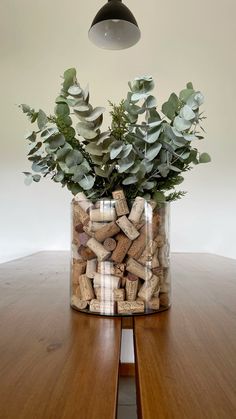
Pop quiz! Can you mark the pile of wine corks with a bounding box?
[71,190,171,316]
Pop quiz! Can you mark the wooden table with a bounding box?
[134,253,236,419]
[0,252,236,419]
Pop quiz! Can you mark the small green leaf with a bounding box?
[21,104,31,114]
[65,150,83,167]
[145,142,162,161]
[173,116,191,132]
[179,88,195,103]
[85,143,103,156]
[76,122,98,140]
[25,131,37,142]
[79,175,95,190]
[55,103,70,117]
[48,133,65,149]
[63,68,76,91]
[37,109,48,130]
[54,171,64,182]
[153,191,166,203]
[68,85,82,96]
[28,142,42,156]
[85,107,106,122]
[32,174,41,182]
[56,143,72,160]
[122,175,138,185]
[199,152,211,163]
[41,127,58,140]
[110,141,123,159]
[187,82,194,89]
[180,105,195,121]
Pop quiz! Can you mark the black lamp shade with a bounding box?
[88,0,141,50]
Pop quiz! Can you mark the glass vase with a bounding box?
[70,193,171,316]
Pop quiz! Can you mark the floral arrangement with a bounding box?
[20,68,210,202]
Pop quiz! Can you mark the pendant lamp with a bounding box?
[88,0,141,50]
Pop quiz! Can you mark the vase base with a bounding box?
[70,303,171,317]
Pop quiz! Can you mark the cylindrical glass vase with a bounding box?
[70,195,171,316]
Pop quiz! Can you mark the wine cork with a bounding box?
[71,295,88,310]
[82,225,95,237]
[113,263,125,277]
[153,284,160,298]
[121,276,127,288]
[72,260,87,284]
[139,240,159,265]
[127,232,147,259]
[155,234,166,248]
[89,299,116,315]
[111,233,132,263]
[128,273,139,281]
[93,273,121,289]
[116,216,140,240]
[88,221,109,232]
[90,208,117,222]
[117,300,145,314]
[75,223,84,233]
[73,202,90,225]
[79,233,90,246]
[97,261,114,275]
[103,238,117,252]
[147,297,160,310]
[79,274,95,301]
[128,197,145,224]
[72,243,80,260]
[94,222,120,242]
[126,258,152,281]
[87,238,111,261]
[74,192,93,212]
[80,245,96,261]
[151,254,160,269]
[112,189,129,216]
[138,275,159,302]
[126,278,139,301]
[73,285,82,299]
[152,212,161,236]
[160,293,170,307]
[86,258,97,279]
[158,244,169,268]
[95,287,125,302]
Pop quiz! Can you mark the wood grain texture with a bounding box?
[134,253,236,419]
[0,252,121,419]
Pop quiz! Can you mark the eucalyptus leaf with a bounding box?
[122,175,138,185]
[37,109,48,130]
[32,174,41,182]
[79,175,95,190]
[24,173,33,185]
[55,103,70,117]
[180,105,195,121]
[63,68,76,91]
[28,142,42,156]
[68,85,82,96]
[143,95,157,109]
[173,116,191,132]
[76,122,98,140]
[118,157,134,173]
[110,141,123,159]
[145,126,162,144]
[199,152,211,163]
[65,150,83,167]
[85,143,103,156]
[145,142,162,161]
[85,107,105,122]
[56,143,72,160]
[41,126,58,140]
[179,88,195,103]
[25,131,37,142]
[53,171,64,182]
[48,133,65,149]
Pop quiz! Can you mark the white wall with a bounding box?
[1,0,236,263]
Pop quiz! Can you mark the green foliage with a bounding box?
[20,69,210,201]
